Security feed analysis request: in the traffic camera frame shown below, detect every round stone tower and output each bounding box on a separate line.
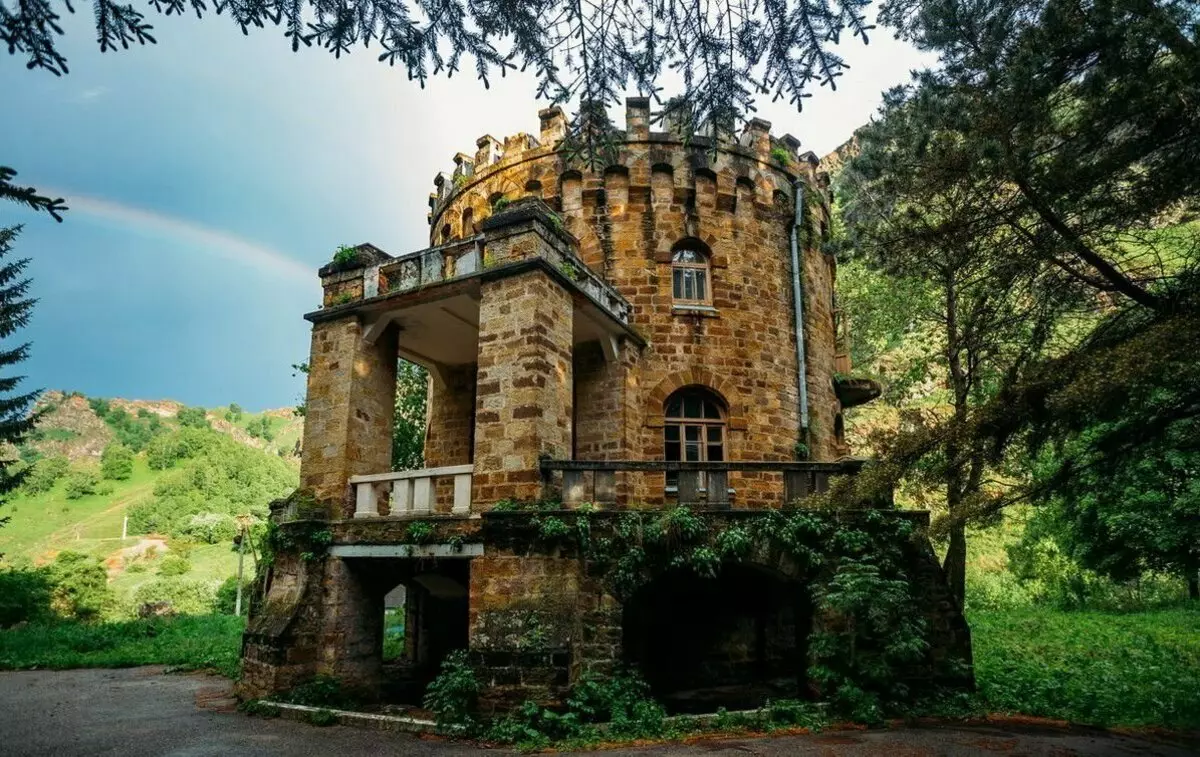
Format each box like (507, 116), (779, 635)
(426, 98), (848, 478)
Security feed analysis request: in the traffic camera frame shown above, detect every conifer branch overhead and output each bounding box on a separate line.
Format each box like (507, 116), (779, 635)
(0, 168), (67, 222)
(2, 0), (873, 138)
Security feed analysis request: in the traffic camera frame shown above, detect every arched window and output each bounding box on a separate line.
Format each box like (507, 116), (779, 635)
(664, 387), (726, 489)
(671, 246), (711, 305)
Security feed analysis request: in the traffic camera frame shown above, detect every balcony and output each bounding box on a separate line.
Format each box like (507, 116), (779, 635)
(350, 465), (475, 518)
(307, 200), (640, 383)
(539, 459), (882, 509)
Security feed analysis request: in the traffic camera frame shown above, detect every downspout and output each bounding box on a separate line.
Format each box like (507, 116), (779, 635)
(790, 180), (810, 437)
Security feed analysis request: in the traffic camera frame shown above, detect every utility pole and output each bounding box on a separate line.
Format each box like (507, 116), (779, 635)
(234, 518), (248, 616)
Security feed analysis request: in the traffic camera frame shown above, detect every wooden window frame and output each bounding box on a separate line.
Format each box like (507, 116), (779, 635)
(671, 248), (711, 306)
(663, 388), (727, 490)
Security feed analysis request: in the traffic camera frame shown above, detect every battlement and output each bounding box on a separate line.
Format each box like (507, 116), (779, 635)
(427, 98), (822, 233)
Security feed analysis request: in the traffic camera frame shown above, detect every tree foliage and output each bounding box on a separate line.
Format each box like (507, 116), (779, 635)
(3, 0), (882, 166)
(129, 427), (296, 536)
(392, 359), (426, 470)
(0, 168), (66, 221)
(100, 442), (134, 480)
(836, 0), (1200, 596)
(0, 227), (39, 526)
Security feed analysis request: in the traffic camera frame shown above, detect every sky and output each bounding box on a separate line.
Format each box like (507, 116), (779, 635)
(0, 11), (932, 411)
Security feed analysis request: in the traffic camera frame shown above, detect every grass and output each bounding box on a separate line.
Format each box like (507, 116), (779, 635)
(0, 458), (160, 562)
(108, 542), (242, 602)
(0, 614), (245, 678)
(970, 605), (1200, 730)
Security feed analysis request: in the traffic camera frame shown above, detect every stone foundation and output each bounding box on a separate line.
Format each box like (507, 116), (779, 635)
(239, 510), (973, 710)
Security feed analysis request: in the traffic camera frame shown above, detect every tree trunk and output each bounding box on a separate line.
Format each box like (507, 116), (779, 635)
(943, 524), (967, 607)
(1189, 575), (1199, 601)
(941, 267), (971, 607)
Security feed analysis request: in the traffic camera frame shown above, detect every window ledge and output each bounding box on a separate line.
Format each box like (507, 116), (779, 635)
(672, 304), (720, 318)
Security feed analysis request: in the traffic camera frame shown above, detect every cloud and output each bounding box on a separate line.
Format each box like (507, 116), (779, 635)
(74, 87), (109, 103)
(51, 191), (313, 283)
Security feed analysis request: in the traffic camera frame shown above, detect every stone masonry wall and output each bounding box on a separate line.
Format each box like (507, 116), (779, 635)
(472, 269), (574, 504)
(299, 317), (397, 514)
(424, 364), (476, 468)
(428, 101), (844, 509)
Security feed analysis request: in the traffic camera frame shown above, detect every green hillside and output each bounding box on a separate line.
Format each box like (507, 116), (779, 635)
(0, 391), (301, 615)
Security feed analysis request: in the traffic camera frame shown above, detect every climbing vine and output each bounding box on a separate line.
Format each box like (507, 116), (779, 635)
(482, 504), (938, 722)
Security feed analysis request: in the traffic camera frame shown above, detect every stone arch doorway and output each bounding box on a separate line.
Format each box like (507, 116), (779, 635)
(341, 557), (471, 705)
(621, 562), (812, 713)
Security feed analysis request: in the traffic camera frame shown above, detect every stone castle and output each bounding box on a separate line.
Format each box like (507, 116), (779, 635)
(239, 99), (972, 712)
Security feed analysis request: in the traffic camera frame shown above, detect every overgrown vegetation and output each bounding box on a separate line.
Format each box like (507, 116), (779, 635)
(130, 428), (295, 539)
(0, 614), (244, 678)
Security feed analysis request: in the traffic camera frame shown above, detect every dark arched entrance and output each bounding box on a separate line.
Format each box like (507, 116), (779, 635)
(622, 563), (812, 713)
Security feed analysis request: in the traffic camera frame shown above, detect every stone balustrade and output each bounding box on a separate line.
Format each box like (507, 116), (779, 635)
(539, 459), (875, 509)
(349, 464), (475, 518)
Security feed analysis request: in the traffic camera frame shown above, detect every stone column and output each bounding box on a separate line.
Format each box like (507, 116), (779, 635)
(471, 270), (573, 505)
(299, 316), (398, 516)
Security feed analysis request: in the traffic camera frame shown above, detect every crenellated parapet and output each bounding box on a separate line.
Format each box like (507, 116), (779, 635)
(427, 98), (831, 246)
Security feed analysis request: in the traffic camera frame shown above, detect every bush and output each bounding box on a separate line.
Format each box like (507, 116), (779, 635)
(424, 650), (479, 734)
(100, 443), (134, 481)
(176, 407), (210, 429)
(225, 403), (243, 422)
(213, 575), (256, 616)
(158, 555), (192, 577)
(176, 512), (238, 544)
(45, 552), (113, 621)
(63, 465), (101, 499)
(21, 455), (69, 494)
(0, 614), (245, 678)
(0, 567), (53, 626)
(145, 428), (214, 471)
(132, 577), (218, 616)
(131, 430), (293, 537)
(245, 415), (274, 442)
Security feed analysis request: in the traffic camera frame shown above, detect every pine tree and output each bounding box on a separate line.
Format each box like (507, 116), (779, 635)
(0, 226), (40, 527)
(1, 168), (67, 222)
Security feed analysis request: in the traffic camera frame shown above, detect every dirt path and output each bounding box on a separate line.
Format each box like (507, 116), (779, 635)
(1, 668), (1196, 757)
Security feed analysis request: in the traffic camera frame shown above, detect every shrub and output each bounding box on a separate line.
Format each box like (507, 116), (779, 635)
(63, 464), (101, 499)
(158, 555), (192, 577)
(176, 407), (210, 429)
(284, 675), (352, 708)
(45, 552), (113, 621)
(214, 576), (256, 616)
(245, 415), (274, 442)
(145, 428), (214, 471)
(100, 443), (134, 480)
(100, 407), (164, 452)
(0, 567), (53, 626)
(21, 455), (69, 494)
(424, 650), (479, 734)
(176, 512), (238, 544)
(330, 244), (360, 270)
(131, 578), (218, 616)
(225, 403), (243, 422)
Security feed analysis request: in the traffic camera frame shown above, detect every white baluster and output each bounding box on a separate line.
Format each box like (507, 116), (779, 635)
(354, 482), (379, 518)
(412, 476), (433, 514)
(452, 473), (472, 515)
(392, 479), (413, 514)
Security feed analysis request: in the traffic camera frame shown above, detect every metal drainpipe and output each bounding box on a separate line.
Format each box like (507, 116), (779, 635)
(790, 180), (810, 436)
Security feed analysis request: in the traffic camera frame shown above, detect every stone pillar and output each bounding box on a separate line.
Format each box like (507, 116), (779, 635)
(299, 316), (398, 515)
(472, 268), (573, 505)
(316, 557), (384, 697)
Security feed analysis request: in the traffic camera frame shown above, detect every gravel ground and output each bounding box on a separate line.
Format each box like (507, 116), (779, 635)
(0, 667), (1195, 757)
